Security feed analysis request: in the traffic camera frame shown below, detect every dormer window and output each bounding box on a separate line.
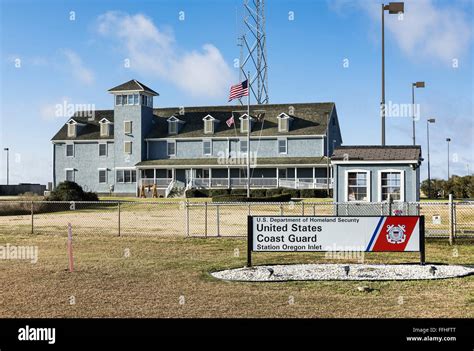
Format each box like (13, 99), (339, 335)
(99, 118), (111, 137)
(203, 115), (216, 134)
(277, 113), (292, 132)
(239, 114), (252, 133)
(167, 116), (182, 135)
(67, 120), (77, 137)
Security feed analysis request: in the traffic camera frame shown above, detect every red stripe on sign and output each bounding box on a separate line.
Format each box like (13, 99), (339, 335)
(371, 216), (419, 252)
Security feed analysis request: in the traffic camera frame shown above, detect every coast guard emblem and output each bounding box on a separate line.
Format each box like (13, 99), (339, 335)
(386, 224), (406, 244)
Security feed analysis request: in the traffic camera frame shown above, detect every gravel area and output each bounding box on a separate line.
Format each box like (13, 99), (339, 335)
(211, 264), (474, 281)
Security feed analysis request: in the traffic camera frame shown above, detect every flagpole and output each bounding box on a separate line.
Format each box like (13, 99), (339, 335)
(247, 72), (251, 198)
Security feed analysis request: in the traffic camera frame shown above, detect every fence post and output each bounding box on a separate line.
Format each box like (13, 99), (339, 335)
(301, 202), (305, 215)
(216, 204), (220, 237)
(205, 201), (208, 238)
(448, 194), (455, 245)
(117, 201), (121, 237)
(185, 200), (190, 237)
(280, 203), (283, 216)
(31, 201), (34, 234)
(313, 204), (316, 216)
(388, 194), (393, 215)
(248, 203), (251, 216)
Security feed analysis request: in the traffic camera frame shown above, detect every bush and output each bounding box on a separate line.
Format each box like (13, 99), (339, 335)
(185, 189), (209, 198)
(281, 188), (300, 199)
(299, 189), (332, 198)
(212, 193), (292, 202)
(250, 189), (267, 198)
(230, 189), (247, 196)
(47, 181), (98, 201)
(266, 188), (283, 197)
(209, 189), (230, 197)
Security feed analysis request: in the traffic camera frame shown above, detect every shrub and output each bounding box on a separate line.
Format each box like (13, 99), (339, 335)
(281, 188), (300, 199)
(250, 189), (267, 198)
(212, 193), (292, 202)
(209, 189), (230, 197)
(230, 189), (247, 196)
(47, 181), (98, 201)
(266, 188), (283, 197)
(185, 189), (209, 198)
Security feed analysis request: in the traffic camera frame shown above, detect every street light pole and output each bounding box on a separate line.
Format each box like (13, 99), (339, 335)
(381, 2), (404, 146)
(426, 118), (435, 198)
(3, 148), (9, 186)
(446, 138), (451, 180)
(412, 81), (425, 145)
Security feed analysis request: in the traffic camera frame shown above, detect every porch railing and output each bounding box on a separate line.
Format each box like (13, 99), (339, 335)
(188, 177), (332, 189)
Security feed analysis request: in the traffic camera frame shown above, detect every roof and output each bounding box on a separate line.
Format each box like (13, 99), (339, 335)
(108, 79), (159, 96)
(331, 146), (422, 161)
(147, 102), (335, 138)
(51, 110), (114, 141)
(136, 156), (329, 167)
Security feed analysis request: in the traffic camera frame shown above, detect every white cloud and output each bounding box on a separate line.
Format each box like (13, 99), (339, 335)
(329, 0), (472, 64)
(61, 49), (95, 85)
(96, 11), (234, 98)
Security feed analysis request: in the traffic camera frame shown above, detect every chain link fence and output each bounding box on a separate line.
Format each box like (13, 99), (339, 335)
(0, 200), (472, 240)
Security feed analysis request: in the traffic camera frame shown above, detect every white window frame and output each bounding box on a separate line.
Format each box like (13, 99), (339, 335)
(204, 119), (214, 134)
(278, 138), (287, 154)
(277, 113), (291, 132)
(124, 121), (132, 134)
(115, 95), (122, 106)
(124, 141), (132, 154)
(168, 121), (177, 134)
(65, 168), (75, 182)
(133, 93), (139, 105)
(116, 169), (136, 184)
(377, 169), (405, 202)
(239, 139), (248, 153)
(66, 143), (74, 157)
(127, 94), (134, 105)
(202, 139), (212, 156)
(98, 169), (107, 184)
(167, 140), (176, 156)
(98, 143), (107, 157)
(100, 122), (109, 137)
(344, 169), (371, 202)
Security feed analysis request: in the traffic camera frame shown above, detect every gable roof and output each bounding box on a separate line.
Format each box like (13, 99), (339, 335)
(331, 146), (422, 161)
(108, 79), (159, 96)
(147, 102), (336, 139)
(51, 110), (114, 141)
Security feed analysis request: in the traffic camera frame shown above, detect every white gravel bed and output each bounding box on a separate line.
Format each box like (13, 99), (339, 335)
(211, 264), (474, 281)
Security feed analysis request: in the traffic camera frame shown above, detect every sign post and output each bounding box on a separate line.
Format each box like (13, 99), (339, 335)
(247, 215), (425, 267)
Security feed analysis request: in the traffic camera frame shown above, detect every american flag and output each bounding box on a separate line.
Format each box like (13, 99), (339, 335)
(226, 115), (235, 127)
(228, 79), (249, 102)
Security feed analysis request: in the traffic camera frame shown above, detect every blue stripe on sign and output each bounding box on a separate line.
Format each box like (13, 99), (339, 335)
(366, 217), (384, 252)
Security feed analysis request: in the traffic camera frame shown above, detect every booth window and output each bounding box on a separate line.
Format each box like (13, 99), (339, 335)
(380, 171), (401, 201)
(347, 172), (368, 201)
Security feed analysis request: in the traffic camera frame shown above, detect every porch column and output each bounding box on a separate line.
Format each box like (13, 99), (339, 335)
(153, 168), (156, 185)
(190, 168), (193, 186)
(209, 168), (212, 188)
(276, 168), (279, 187)
(295, 167), (297, 188)
(172, 168), (176, 181)
(313, 167), (316, 189)
(227, 168), (230, 189)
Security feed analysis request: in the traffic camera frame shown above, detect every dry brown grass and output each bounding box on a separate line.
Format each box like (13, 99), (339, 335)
(0, 234), (472, 318)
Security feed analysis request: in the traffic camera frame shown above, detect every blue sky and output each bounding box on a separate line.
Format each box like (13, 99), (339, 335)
(0, 0), (472, 185)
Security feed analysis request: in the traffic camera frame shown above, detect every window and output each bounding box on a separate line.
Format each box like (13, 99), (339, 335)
(116, 169), (136, 183)
(133, 94), (139, 105)
(148, 96), (153, 107)
(115, 95), (122, 105)
(66, 169), (74, 182)
(124, 141), (132, 154)
(169, 121), (177, 134)
(240, 139), (248, 153)
(347, 171), (369, 202)
(278, 138), (287, 154)
(167, 141), (176, 156)
(241, 119), (249, 133)
(66, 144), (74, 157)
(122, 95), (127, 104)
(203, 140), (212, 155)
(279, 118), (288, 132)
(127, 94), (134, 105)
(124, 121), (132, 134)
(99, 169), (107, 183)
(204, 119), (213, 134)
(141, 95), (147, 106)
(67, 123), (76, 137)
(99, 143), (107, 156)
(100, 122), (109, 137)
(380, 171), (403, 201)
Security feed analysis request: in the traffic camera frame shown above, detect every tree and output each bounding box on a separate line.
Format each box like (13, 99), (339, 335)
(47, 181), (98, 201)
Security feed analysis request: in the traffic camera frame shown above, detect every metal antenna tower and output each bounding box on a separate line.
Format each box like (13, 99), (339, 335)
(241, 0), (268, 104)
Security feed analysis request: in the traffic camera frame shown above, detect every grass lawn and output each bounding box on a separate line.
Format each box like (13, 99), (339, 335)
(0, 234), (472, 318)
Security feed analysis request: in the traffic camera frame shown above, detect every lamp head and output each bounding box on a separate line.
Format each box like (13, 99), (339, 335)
(386, 2), (404, 14)
(446, 138), (451, 142)
(413, 81), (425, 88)
(427, 118), (436, 123)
